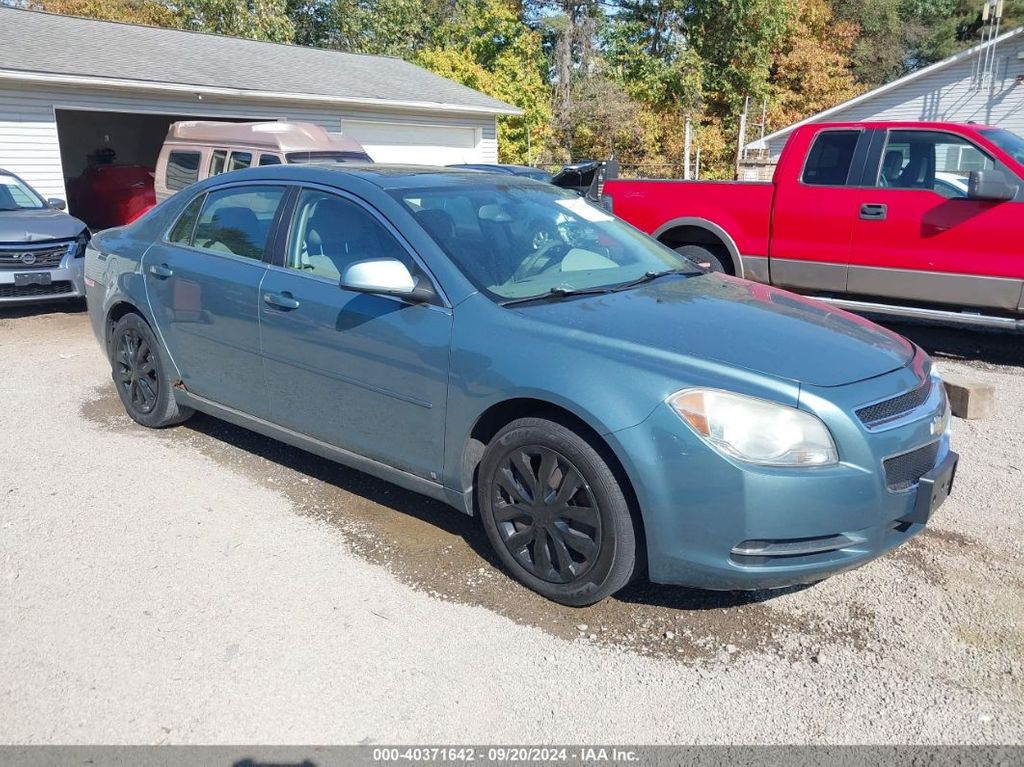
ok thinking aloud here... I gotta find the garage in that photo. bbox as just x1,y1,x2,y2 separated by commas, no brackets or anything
0,7,519,222
341,119,481,165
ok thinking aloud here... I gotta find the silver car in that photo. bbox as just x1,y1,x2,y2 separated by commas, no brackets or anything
0,168,89,305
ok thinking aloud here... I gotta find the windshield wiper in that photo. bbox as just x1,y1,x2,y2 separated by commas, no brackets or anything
609,268,698,292
499,285,614,308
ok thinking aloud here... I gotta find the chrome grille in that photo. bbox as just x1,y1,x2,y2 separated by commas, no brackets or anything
857,380,932,428
884,441,939,492
0,241,73,270
0,281,74,299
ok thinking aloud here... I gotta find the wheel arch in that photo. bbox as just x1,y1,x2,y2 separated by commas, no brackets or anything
104,300,150,355
653,217,744,277
460,397,647,569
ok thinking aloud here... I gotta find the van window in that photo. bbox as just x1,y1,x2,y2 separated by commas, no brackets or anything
258,154,282,166
802,131,860,186
210,150,227,176
166,151,201,191
228,152,252,172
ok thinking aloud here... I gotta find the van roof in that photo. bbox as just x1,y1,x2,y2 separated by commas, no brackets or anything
164,120,367,153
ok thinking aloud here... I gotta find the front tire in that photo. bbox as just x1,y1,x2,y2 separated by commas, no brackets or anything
478,417,637,606
109,313,192,429
674,244,728,274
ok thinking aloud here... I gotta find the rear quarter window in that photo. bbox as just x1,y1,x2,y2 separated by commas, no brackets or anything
802,131,860,186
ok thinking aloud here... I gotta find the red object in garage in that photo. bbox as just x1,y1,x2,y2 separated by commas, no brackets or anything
71,164,156,230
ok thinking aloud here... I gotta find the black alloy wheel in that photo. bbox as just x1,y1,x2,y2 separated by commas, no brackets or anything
492,445,602,584
114,327,159,415
478,417,638,606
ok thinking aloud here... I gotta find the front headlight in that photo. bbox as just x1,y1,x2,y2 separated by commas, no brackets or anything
669,389,839,467
73,230,91,258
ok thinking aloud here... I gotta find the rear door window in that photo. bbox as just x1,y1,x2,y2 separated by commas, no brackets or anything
190,185,286,260
802,131,860,186
168,193,206,244
165,151,201,191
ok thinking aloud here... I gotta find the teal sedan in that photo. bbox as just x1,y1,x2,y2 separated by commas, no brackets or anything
85,165,957,605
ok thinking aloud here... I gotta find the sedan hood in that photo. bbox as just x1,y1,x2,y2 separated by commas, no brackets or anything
515,275,915,387
0,208,87,243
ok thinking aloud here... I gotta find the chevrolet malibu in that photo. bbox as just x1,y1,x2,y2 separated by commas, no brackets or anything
84,165,958,606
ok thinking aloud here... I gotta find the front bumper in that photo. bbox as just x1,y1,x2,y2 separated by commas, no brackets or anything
0,257,86,305
611,359,954,590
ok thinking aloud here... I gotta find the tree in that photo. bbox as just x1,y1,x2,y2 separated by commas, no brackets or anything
417,0,553,164
176,0,295,41
34,0,179,26
768,0,863,129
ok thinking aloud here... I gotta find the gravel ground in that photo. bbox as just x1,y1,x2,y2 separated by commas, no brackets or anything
0,305,1021,744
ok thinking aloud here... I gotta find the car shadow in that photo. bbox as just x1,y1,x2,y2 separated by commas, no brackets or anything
881,319,1024,370
181,411,797,612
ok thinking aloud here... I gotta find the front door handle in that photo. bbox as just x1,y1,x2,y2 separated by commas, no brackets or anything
149,263,174,279
263,291,300,310
860,203,888,221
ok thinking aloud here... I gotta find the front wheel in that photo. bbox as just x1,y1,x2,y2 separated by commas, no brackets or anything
478,417,638,606
109,313,193,429
674,244,728,274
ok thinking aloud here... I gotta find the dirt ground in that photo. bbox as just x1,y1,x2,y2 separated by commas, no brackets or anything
1,302,1022,744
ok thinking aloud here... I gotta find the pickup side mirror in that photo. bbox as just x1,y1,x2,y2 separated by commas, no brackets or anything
968,169,1018,202
48,198,67,210
340,258,437,303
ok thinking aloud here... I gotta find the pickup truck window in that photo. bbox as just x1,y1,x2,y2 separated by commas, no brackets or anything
802,131,859,186
877,130,993,198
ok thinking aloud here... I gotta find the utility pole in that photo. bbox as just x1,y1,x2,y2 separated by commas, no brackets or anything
684,116,693,180
735,97,749,180
695,147,702,181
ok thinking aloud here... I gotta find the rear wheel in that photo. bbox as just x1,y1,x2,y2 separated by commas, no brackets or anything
478,417,637,606
674,244,728,274
110,313,192,429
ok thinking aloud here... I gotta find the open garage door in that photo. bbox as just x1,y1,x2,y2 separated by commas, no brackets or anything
54,109,255,228
340,119,481,165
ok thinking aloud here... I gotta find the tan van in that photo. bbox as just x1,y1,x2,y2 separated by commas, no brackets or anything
153,121,373,202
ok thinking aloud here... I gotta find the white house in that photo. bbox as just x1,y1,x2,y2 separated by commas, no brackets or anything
0,7,521,205
744,26,1024,175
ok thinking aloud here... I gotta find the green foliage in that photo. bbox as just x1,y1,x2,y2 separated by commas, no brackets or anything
176,0,295,41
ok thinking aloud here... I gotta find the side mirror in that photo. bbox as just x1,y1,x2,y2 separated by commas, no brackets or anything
48,198,67,211
968,169,1018,202
341,258,437,303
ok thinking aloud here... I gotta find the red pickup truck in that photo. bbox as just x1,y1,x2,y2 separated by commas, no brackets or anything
603,121,1024,330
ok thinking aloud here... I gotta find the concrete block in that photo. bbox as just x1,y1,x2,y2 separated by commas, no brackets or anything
943,373,995,420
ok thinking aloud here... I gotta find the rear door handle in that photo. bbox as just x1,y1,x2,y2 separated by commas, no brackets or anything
263,291,300,310
149,263,173,279
860,203,888,221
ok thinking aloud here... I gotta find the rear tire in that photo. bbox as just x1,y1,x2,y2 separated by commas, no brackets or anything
674,244,728,274
478,417,637,606
109,313,193,429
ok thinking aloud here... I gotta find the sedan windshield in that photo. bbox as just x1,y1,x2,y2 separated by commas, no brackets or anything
0,172,45,211
393,183,700,302
980,128,1024,165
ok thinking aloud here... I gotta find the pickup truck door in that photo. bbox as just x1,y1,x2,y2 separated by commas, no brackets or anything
846,128,1024,313
769,128,873,293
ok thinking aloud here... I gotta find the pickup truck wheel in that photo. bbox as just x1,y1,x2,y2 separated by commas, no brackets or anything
478,418,637,606
675,244,727,274
110,313,193,429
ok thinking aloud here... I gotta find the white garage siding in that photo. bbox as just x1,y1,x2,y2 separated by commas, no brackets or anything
0,82,497,201
756,29,1024,160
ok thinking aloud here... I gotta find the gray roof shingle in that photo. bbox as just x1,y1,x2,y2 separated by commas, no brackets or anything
0,7,520,114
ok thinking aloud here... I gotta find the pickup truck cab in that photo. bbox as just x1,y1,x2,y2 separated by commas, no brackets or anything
604,121,1024,330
